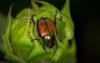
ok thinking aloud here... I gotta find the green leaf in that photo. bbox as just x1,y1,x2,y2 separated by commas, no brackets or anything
64,15,74,39
3,4,13,53
61,0,71,19
37,1,58,14
2,34,25,63
28,40,45,60
0,4,25,62
31,0,40,12
10,8,34,61
15,8,34,19
61,0,74,39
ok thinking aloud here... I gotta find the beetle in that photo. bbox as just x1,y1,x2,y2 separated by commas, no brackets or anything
31,11,57,48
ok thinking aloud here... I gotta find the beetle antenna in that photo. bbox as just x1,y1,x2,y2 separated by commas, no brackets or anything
54,10,57,25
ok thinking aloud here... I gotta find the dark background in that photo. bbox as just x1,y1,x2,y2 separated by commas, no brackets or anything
0,0,100,63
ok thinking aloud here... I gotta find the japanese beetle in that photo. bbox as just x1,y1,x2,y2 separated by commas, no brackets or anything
31,11,57,48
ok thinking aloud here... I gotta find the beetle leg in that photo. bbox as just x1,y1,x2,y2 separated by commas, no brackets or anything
54,10,57,25
31,39,41,42
43,42,47,53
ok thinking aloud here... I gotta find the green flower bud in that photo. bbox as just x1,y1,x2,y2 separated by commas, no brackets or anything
0,0,76,63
